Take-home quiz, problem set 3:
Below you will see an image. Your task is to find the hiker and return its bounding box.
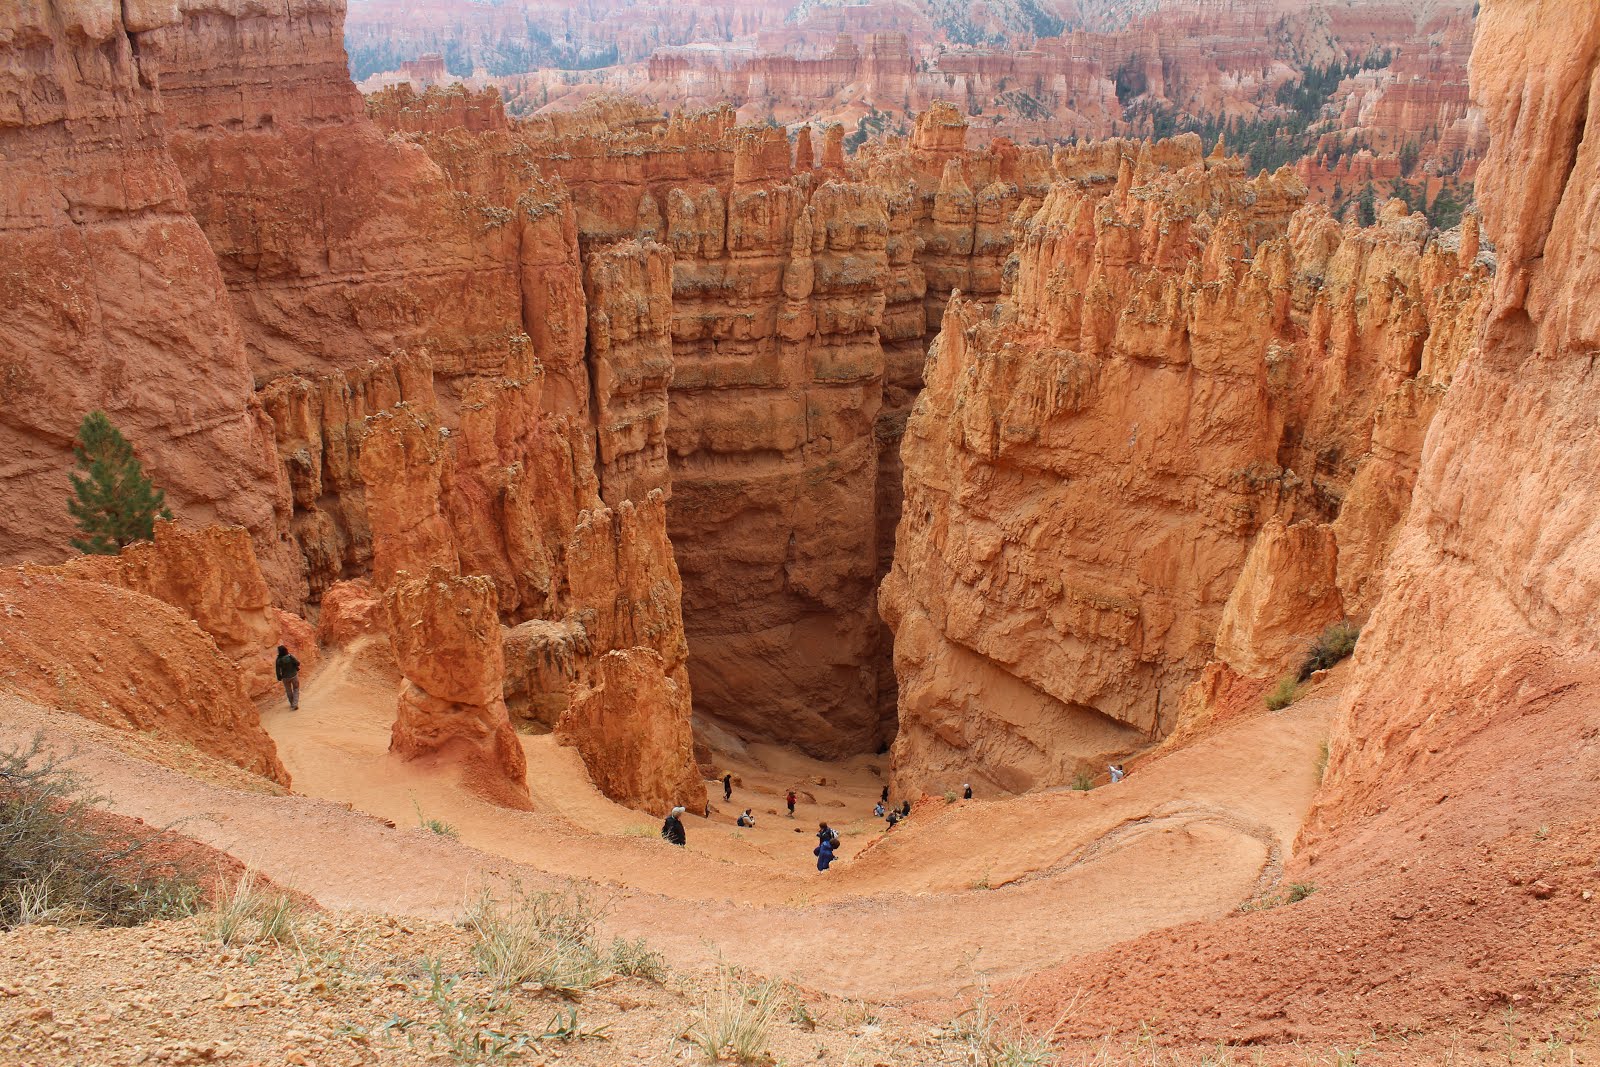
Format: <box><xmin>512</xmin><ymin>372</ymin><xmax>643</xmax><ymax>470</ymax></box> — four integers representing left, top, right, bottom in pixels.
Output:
<box><xmin>722</xmin><ymin>773</ymin><xmax>733</xmax><ymax>801</ymax></box>
<box><xmin>886</xmin><ymin>809</ymin><xmax>902</xmax><ymax>829</ymax></box>
<box><xmin>963</xmin><ymin>783</ymin><xmax>973</xmax><ymax>800</ymax></box>
<box><xmin>817</xmin><ymin>821</ymin><xmax>840</xmax><ymax>850</ymax></box>
<box><xmin>814</xmin><ymin>838</ymin><xmax>836</xmax><ymax>871</ymax></box>
<box><xmin>274</xmin><ymin>645</ymin><xmax>301</xmax><ymax>711</ymax></box>
<box><xmin>873</xmin><ymin>800</ymin><xmax>886</xmax><ymax>818</ymax></box>
<box><xmin>737</xmin><ymin>809</ymin><xmax>755</xmax><ymax>828</ymax></box>
<box><xmin>1109</xmin><ymin>764</ymin><xmax>1126</xmax><ymax>784</ymax></box>
<box><xmin>661</xmin><ymin>806</ymin><xmax>687</xmax><ymax>846</ymax></box>
<box><xmin>880</xmin><ymin>785</ymin><xmax>889</xmax><ymax>803</ymax></box>
<box><xmin>786</xmin><ymin>789</ymin><xmax>797</xmax><ymax>818</ymax></box>
<box><xmin>900</xmin><ymin>799</ymin><xmax>911</xmax><ymax>817</ymax></box>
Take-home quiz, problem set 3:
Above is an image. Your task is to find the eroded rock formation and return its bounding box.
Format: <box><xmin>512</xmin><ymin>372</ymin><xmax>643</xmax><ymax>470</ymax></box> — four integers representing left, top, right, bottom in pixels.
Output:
<box><xmin>384</xmin><ymin>567</ymin><xmax>531</xmax><ymax>809</ymax></box>
<box><xmin>1303</xmin><ymin>0</ymin><xmax>1600</xmax><ymax>855</ymax></box>
<box><xmin>0</xmin><ymin>0</ymin><xmax>703</xmax><ymax>813</ymax></box>
<box><xmin>0</xmin><ymin>1</ymin><xmax>292</xmax><ymax>591</ymax></box>
<box><xmin>0</xmin><ymin>569</ymin><xmax>289</xmax><ymax>786</ymax></box>
<box><xmin>557</xmin><ymin>649</ymin><xmax>702</xmax><ymax>814</ymax></box>
<box><xmin>39</xmin><ymin>522</ymin><xmax>313</xmax><ymax>699</ymax></box>
<box><xmin>883</xmin><ymin>140</ymin><xmax>1487</xmax><ymax>795</ymax></box>
<box><xmin>365</xmin><ymin>92</ymin><xmax>1060</xmax><ymax>756</ymax></box>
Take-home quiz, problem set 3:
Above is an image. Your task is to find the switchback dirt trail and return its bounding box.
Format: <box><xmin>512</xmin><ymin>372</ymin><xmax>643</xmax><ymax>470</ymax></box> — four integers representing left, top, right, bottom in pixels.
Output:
<box><xmin>0</xmin><ymin>651</ymin><xmax>1337</xmax><ymax>1004</ymax></box>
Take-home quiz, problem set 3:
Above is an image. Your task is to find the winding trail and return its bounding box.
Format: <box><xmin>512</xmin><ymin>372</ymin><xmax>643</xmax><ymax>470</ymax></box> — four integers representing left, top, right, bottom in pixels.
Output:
<box><xmin>0</xmin><ymin>646</ymin><xmax>1337</xmax><ymax>1005</ymax></box>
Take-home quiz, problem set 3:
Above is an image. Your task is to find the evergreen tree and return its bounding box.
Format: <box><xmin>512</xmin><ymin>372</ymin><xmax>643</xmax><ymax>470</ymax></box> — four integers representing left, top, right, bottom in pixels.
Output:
<box><xmin>66</xmin><ymin>411</ymin><xmax>172</xmax><ymax>555</ymax></box>
<box><xmin>1357</xmin><ymin>184</ymin><xmax>1378</xmax><ymax>227</ymax></box>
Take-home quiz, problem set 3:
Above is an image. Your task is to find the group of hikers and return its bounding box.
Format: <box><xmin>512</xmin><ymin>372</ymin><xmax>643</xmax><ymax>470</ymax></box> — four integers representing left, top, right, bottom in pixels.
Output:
<box><xmin>661</xmin><ymin>777</ymin><xmax>976</xmax><ymax>869</ymax></box>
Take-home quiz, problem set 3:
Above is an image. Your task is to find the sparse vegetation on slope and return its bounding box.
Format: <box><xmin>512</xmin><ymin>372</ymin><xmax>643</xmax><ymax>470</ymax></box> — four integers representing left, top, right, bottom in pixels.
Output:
<box><xmin>0</xmin><ymin>734</ymin><xmax>197</xmax><ymax>930</ymax></box>
<box><xmin>1297</xmin><ymin>620</ymin><xmax>1361</xmax><ymax>681</ymax></box>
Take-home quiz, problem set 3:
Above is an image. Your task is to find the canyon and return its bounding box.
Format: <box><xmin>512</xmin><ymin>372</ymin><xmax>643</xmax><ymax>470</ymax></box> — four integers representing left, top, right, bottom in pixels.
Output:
<box><xmin>0</xmin><ymin>0</ymin><xmax>1492</xmax><ymax>793</ymax></box>
<box><xmin>2</xmin><ymin>0</ymin><xmax>1599</xmax><ymax>1062</ymax></box>
<box><xmin>355</xmin><ymin>0</ymin><xmax>1484</xmax><ymax>230</ymax></box>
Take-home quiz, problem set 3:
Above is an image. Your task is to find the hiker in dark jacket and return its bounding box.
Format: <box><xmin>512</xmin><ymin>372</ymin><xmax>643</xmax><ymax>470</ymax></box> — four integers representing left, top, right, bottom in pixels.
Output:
<box><xmin>814</xmin><ymin>839</ymin><xmax>836</xmax><ymax>871</ymax></box>
<box><xmin>661</xmin><ymin>806</ymin><xmax>687</xmax><ymax>846</ymax></box>
<box><xmin>963</xmin><ymin>783</ymin><xmax>973</xmax><ymax>800</ymax></box>
<box><xmin>816</xmin><ymin>822</ymin><xmax>839</xmax><ymax>850</ymax></box>
<box><xmin>274</xmin><ymin>645</ymin><xmax>301</xmax><ymax>711</ymax></box>
<box><xmin>722</xmin><ymin>773</ymin><xmax>733</xmax><ymax>801</ymax></box>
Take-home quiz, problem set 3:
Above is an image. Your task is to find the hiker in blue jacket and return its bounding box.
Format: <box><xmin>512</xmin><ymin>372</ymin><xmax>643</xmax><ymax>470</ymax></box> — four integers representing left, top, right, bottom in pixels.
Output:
<box><xmin>814</xmin><ymin>838</ymin><xmax>836</xmax><ymax>871</ymax></box>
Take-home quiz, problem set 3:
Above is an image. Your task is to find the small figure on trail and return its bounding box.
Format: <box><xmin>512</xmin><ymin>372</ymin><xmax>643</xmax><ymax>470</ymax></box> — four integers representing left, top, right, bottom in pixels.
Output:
<box><xmin>880</xmin><ymin>785</ymin><xmax>890</xmax><ymax>803</ymax></box>
<box><xmin>814</xmin><ymin>838</ymin><xmax>836</xmax><ymax>871</ymax></box>
<box><xmin>817</xmin><ymin>821</ymin><xmax>840</xmax><ymax>850</ymax></box>
<box><xmin>722</xmin><ymin>773</ymin><xmax>733</xmax><ymax>801</ymax></box>
<box><xmin>661</xmin><ymin>806</ymin><xmax>687</xmax><ymax>846</ymax></box>
<box><xmin>274</xmin><ymin>645</ymin><xmax>301</xmax><ymax>711</ymax></box>
<box><xmin>900</xmin><ymin>799</ymin><xmax>911</xmax><ymax>817</ymax></box>
<box><xmin>873</xmin><ymin>801</ymin><xmax>886</xmax><ymax>818</ymax></box>
<box><xmin>786</xmin><ymin>789</ymin><xmax>797</xmax><ymax>818</ymax></box>
<box><xmin>1109</xmin><ymin>764</ymin><xmax>1126</xmax><ymax>784</ymax></box>
<box><xmin>737</xmin><ymin>809</ymin><xmax>755</xmax><ymax>828</ymax></box>
<box><xmin>886</xmin><ymin>810</ymin><xmax>902</xmax><ymax>829</ymax></box>
<box><xmin>703</xmin><ymin>802</ymin><xmax>712</xmax><ymax>818</ymax></box>
<box><xmin>963</xmin><ymin>783</ymin><xmax>973</xmax><ymax>800</ymax></box>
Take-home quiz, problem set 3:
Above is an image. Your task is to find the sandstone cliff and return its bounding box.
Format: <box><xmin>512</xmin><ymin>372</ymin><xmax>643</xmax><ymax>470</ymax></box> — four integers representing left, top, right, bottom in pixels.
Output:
<box><xmin>1302</xmin><ymin>0</ymin><xmax>1600</xmax><ymax>860</ymax></box>
<box><xmin>883</xmin><ymin>143</ymin><xmax>1486</xmax><ymax>794</ymax></box>
<box><xmin>0</xmin><ymin>1</ymin><xmax>704</xmax><ymax>814</ymax></box>
<box><xmin>367</xmin><ymin>93</ymin><xmax>1061</xmax><ymax>758</ymax></box>
<box><xmin>0</xmin><ymin>1</ymin><xmax>292</xmax><ymax>590</ymax></box>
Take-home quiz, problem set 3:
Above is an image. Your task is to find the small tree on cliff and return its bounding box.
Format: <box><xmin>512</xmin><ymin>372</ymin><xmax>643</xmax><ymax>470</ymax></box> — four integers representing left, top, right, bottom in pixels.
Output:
<box><xmin>66</xmin><ymin>411</ymin><xmax>172</xmax><ymax>555</ymax></box>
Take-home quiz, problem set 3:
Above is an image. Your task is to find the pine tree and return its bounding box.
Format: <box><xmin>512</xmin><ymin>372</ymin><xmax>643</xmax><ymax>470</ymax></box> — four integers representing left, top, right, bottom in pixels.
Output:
<box><xmin>66</xmin><ymin>411</ymin><xmax>172</xmax><ymax>555</ymax></box>
<box><xmin>1357</xmin><ymin>184</ymin><xmax>1378</xmax><ymax>227</ymax></box>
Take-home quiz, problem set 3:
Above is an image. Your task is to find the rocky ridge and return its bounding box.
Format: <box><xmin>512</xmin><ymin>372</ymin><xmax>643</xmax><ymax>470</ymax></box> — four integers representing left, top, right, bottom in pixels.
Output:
<box><xmin>882</xmin><ymin>139</ymin><xmax>1487</xmax><ymax>794</ymax></box>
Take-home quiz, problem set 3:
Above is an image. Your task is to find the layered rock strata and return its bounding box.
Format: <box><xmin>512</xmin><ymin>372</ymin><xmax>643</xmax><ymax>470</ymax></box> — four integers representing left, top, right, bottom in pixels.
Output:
<box><xmin>0</xmin><ymin>1</ymin><xmax>702</xmax><ymax>812</ymax></box>
<box><xmin>367</xmin><ymin>91</ymin><xmax>1060</xmax><ymax>756</ymax></box>
<box><xmin>1303</xmin><ymin>0</ymin><xmax>1600</xmax><ymax>854</ymax></box>
<box><xmin>0</xmin><ymin>1</ymin><xmax>292</xmax><ymax>590</ymax></box>
<box><xmin>883</xmin><ymin>142</ymin><xmax>1487</xmax><ymax>794</ymax></box>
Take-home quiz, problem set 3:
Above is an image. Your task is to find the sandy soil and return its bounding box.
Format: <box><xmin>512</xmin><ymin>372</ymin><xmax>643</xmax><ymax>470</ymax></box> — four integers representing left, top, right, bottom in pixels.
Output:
<box><xmin>0</xmin><ymin>641</ymin><xmax>1337</xmax><ymax>1009</ymax></box>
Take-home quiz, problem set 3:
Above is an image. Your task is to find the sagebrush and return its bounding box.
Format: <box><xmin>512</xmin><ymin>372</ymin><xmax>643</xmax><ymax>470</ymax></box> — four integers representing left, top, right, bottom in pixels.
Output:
<box><xmin>1298</xmin><ymin>620</ymin><xmax>1361</xmax><ymax>681</ymax></box>
<box><xmin>1264</xmin><ymin>677</ymin><xmax>1300</xmax><ymax>711</ymax></box>
<box><xmin>0</xmin><ymin>734</ymin><xmax>197</xmax><ymax>929</ymax></box>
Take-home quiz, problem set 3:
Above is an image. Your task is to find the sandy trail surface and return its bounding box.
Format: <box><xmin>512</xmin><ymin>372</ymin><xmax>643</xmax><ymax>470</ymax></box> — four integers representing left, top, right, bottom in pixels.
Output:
<box><xmin>0</xmin><ymin>644</ymin><xmax>1337</xmax><ymax>1005</ymax></box>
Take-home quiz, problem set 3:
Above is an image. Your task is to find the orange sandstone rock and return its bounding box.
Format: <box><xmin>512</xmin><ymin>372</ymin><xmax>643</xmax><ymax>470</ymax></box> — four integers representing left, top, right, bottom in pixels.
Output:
<box><xmin>557</xmin><ymin>649</ymin><xmax>702</xmax><ymax>815</ymax></box>
<box><xmin>884</xmin><ymin>141</ymin><xmax>1486</xmax><ymax>794</ymax></box>
<box><xmin>0</xmin><ymin>570</ymin><xmax>289</xmax><ymax>786</ymax></box>
<box><xmin>383</xmin><ymin>567</ymin><xmax>530</xmax><ymax>809</ymax></box>
<box><xmin>1303</xmin><ymin>0</ymin><xmax>1600</xmax><ymax>856</ymax></box>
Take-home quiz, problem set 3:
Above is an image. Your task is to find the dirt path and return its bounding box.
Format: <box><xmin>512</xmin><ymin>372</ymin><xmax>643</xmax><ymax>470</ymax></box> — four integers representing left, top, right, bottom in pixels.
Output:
<box><xmin>0</xmin><ymin>654</ymin><xmax>1337</xmax><ymax>1005</ymax></box>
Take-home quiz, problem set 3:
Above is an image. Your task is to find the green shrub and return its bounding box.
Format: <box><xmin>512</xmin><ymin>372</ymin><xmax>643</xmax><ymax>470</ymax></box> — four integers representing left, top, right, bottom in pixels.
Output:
<box><xmin>1264</xmin><ymin>677</ymin><xmax>1300</xmax><ymax>711</ymax></box>
<box><xmin>0</xmin><ymin>734</ymin><xmax>198</xmax><ymax>929</ymax></box>
<box><xmin>1298</xmin><ymin>620</ymin><xmax>1361</xmax><ymax>681</ymax></box>
<box><xmin>1071</xmin><ymin>771</ymin><xmax>1095</xmax><ymax>791</ymax></box>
